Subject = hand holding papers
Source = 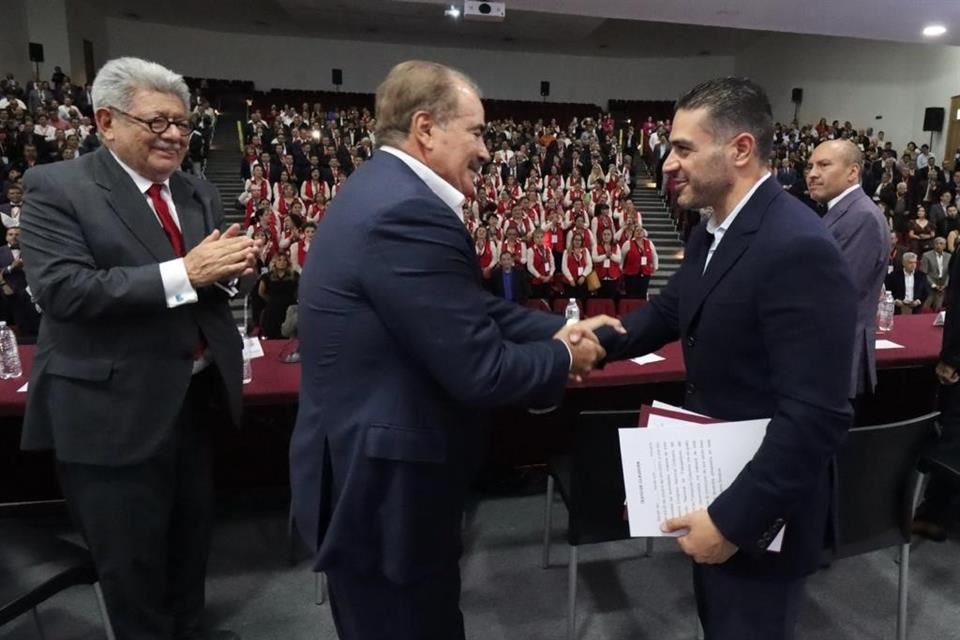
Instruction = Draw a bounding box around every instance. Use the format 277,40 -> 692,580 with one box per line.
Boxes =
619,402 -> 784,559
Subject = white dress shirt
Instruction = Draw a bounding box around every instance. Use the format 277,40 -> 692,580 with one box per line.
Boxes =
903,271 -> 915,303
109,150 -> 198,309
704,173 -> 771,272
380,146 -> 465,220
827,184 -> 861,211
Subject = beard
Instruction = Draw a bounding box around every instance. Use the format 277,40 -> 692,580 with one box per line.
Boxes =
675,154 -> 733,211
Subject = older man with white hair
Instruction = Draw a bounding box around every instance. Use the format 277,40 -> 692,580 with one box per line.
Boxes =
19,57 -> 257,640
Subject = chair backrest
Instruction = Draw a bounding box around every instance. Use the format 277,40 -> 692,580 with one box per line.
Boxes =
617,298 -> 647,317
525,298 -> 551,314
584,298 -> 617,318
567,410 -> 641,545
0,523 -> 98,623
831,412 -> 938,559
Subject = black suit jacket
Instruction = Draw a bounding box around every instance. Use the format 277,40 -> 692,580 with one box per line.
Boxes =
941,252 -> 960,367
885,269 -> 931,313
601,176 -> 856,579
19,147 -> 244,465
290,151 -> 570,584
490,266 -> 529,304
0,245 -> 26,292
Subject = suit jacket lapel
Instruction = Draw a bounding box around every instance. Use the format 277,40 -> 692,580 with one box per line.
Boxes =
821,187 -> 862,230
683,177 -> 779,330
93,147 -> 175,262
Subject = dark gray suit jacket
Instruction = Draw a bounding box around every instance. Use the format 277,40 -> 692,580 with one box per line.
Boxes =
19,146 -> 243,465
822,186 -> 889,396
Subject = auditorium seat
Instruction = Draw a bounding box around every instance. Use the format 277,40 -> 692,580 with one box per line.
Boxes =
584,298 -> 616,318
525,299 -> 551,313
617,298 -> 647,317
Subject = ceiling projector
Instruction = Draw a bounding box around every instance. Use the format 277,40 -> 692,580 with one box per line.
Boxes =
464,1 -> 506,22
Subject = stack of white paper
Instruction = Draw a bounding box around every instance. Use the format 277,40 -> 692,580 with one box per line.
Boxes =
619,402 -> 784,552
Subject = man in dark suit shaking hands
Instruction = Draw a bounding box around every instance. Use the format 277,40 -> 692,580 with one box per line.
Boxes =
20,57 -> 257,640
290,60 -> 621,640
600,78 -> 856,639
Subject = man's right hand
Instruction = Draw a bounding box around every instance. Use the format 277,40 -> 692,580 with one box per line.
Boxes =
184,228 -> 256,288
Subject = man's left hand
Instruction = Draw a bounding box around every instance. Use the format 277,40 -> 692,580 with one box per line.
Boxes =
662,510 -> 738,564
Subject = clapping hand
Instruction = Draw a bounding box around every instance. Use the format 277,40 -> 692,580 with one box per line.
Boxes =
554,314 -> 626,382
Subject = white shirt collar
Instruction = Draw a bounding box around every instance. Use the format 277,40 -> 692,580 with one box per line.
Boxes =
827,184 -> 861,211
108,148 -> 170,194
380,145 -> 465,221
705,173 -> 771,237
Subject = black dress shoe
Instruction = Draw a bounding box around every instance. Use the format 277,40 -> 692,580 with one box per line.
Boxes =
912,517 -> 948,542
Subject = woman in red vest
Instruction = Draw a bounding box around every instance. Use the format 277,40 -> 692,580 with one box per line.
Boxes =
561,231 -> 592,299
592,227 -> 623,299
526,228 -> 556,299
241,164 -> 272,227
474,226 -> 498,289
500,226 -> 527,266
591,203 -> 616,242
307,192 -> 328,225
621,225 -> 658,299
301,167 -> 329,202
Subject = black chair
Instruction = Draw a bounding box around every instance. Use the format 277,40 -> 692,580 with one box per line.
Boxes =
829,412 -> 938,640
541,410 -> 652,640
0,522 -> 115,639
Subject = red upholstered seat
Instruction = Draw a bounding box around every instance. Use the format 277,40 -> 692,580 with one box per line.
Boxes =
584,298 -> 616,318
525,298 -> 552,313
617,298 -> 647,317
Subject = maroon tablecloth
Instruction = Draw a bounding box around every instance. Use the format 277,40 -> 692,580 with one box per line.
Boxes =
0,314 -> 942,415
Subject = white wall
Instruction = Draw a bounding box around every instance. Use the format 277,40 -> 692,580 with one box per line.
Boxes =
0,0 -> 32,82
735,34 -> 960,160
105,18 -> 735,103
26,0 -> 71,82
66,0 -> 109,85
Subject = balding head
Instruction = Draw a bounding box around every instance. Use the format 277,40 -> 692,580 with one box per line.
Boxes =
806,139 -> 863,204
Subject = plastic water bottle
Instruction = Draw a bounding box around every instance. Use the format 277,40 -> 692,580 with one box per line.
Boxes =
877,291 -> 895,332
238,326 -> 253,384
564,298 -> 580,325
0,321 -> 22,379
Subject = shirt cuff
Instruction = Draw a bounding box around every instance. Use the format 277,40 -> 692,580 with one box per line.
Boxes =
560,337 -> 574,372
159,258 -> 199,308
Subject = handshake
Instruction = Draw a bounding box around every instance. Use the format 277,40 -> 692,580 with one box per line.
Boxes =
553,315 -> 626,382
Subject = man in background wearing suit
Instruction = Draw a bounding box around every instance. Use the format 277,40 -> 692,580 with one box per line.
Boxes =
922,237 -> 951,311
290,60 -> 621,640
885,252 -> 930,315
806,139 -> 889,411
600,78 -> 856,639
490,250 -> 529,304
20,57 -> 257,640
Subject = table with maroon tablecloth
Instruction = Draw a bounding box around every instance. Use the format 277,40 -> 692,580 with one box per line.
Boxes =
0,315 -> 944,503
0,314 -> 944,414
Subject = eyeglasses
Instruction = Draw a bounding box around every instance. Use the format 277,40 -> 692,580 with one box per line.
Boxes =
111,108 -> 192,136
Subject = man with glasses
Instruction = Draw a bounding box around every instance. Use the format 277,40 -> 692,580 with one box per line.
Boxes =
19,57 -> 257,640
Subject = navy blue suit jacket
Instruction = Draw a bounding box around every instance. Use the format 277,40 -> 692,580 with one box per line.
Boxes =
290,150 -> 570,583
604,176 -> 856,578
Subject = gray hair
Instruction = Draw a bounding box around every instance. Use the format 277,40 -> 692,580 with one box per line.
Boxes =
92,57 -> 190,113
374,60 -> 481,148
902,252 -> 917,263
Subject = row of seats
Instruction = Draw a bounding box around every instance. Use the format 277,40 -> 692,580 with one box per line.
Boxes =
527,297 -> 647,318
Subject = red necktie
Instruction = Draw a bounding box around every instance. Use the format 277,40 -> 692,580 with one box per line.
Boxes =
146,183 -> 184,257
